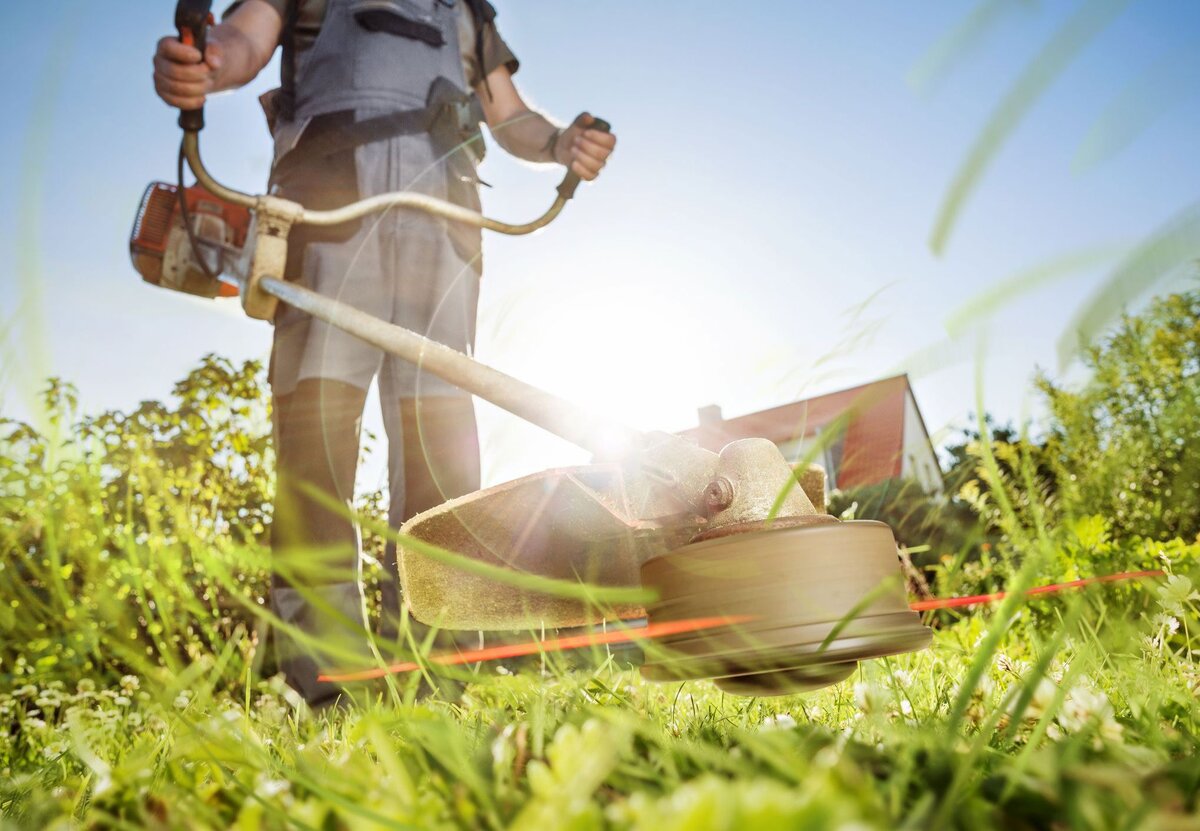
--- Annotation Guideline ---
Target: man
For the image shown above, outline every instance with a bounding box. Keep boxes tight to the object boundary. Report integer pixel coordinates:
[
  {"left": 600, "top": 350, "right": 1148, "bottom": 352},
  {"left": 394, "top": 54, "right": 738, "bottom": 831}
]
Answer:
[{"left": 153, "top": 0, "right": 616, "bottom": 706}]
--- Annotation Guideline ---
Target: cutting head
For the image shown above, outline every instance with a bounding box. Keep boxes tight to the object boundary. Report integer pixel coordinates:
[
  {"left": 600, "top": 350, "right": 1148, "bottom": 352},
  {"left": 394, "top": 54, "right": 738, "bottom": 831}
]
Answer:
[
  {"left": 639, "top": 521, "right": 932, "bottom": 695},
  {"left": 398, "top": 437, "right": 930, "bottom": 697}
]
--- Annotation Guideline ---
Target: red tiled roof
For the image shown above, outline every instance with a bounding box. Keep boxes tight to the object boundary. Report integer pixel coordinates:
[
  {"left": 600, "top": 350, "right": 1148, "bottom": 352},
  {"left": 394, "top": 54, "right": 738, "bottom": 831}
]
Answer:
[{"left": 679, "top": 375, "right": 911, "bottom": 488}]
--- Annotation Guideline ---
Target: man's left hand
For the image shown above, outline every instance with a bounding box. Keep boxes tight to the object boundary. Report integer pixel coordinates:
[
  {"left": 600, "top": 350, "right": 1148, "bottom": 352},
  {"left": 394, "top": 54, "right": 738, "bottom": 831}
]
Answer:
[{"left": 555, "top": 113, "right": 617, "bottom": 181}]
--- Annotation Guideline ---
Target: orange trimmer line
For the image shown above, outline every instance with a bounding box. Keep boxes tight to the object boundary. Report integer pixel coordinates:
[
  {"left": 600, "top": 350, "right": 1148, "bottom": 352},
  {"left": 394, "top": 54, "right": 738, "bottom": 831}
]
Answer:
[
  {"left": 908, "top": 569, "right": 1164, "bottom": 611},
  {"left": 320, "top": 569, "right": 1166, "bottom": 683},
  {"left": 319, "top": 615, "right": 755, "bottom": 683}
]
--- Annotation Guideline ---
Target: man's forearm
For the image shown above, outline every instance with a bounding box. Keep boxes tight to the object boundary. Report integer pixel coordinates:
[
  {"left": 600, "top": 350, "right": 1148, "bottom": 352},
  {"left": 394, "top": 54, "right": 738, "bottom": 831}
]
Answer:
[
  {"left": 488, "top": 108, "right": 561, "bottom": 164},
  {"left": 472, "top": 60, "right": 616, "bottom": 180},
  {"left": 476, "top": 66, "right": 563, "bottom": 164},
  {"left": 209, "top": 22, "right": 273, "bottom": 91},
  {"left": 209, "top": 9, "right": 281, "bottom": 92}
]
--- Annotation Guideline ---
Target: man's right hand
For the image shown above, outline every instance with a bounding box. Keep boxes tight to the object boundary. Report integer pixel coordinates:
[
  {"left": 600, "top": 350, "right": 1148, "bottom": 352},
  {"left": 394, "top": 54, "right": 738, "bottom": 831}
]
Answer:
[
  {"left": 151, "top": 1, "right": 285, "bottom": 112},
  {"left": 154, "top": 35, "right": 224, "bottom": 111}
]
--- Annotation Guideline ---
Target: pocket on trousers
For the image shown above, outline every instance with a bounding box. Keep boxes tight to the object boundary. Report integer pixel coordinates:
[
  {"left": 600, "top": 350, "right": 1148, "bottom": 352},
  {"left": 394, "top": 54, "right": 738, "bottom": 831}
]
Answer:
[{"left": 269, "top": 112, "right": 364, "bottom": 281}]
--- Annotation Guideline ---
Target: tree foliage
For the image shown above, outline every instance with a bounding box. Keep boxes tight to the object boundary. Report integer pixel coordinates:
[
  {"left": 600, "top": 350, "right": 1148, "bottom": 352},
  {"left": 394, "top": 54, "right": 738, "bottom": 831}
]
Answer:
[
  {"left": 1037, "top": 291, "right": 1200, "bottom": 542},
  {"left": 0, "top": 356, "right": 274, "bottom": 683}
]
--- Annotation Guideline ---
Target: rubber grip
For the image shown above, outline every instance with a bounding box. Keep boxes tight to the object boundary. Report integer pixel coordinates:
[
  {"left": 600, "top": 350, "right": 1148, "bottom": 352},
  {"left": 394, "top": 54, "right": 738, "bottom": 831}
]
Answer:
[
  {"left": 175, "top": 0, "right": 213, "bottom": 132},
  {"left": 556, "top": 117, "right": 612, "bottom": 200}
]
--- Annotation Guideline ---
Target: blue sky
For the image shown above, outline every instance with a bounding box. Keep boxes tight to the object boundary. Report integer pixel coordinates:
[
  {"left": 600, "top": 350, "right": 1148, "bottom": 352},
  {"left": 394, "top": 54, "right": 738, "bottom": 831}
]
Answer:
[{"left": 2, "top": 2, "right": 1199, "bottom": 488}]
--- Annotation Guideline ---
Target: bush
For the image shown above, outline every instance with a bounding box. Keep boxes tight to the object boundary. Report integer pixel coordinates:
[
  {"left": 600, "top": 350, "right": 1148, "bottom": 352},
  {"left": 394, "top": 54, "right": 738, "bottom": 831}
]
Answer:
[
  {"left": 0, "top": 358, "right": 275, "bottom": 685},
  {"left": 0, "top": 356, "right": 387, "bottom": 687},
  {"left": 1038, "top": 291, "right": 1200, "bottom": 542}
]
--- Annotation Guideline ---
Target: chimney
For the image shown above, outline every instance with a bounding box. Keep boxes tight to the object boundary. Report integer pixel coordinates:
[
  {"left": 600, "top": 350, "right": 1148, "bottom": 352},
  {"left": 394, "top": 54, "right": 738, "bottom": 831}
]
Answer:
[{"left": 697, "top": 404, "right": 723, "bottom": 428}]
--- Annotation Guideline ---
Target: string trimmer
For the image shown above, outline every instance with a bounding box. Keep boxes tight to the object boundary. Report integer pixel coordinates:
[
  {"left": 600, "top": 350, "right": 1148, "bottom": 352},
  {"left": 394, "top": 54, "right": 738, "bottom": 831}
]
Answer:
[{"left": 129, "top": 0, "right": 931, "bottom": 695}]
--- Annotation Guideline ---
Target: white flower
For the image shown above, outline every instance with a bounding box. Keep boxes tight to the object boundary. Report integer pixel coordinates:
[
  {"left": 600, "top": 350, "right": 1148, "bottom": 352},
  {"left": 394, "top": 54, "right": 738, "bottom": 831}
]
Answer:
[
  {"left": 41, "top": 740, "right": 68, "bottom": 760},
  {"left": 492, "top": 724, "right": 516, "bottom": 765},
  {"left": 760, "top": 713, "right": 796, "bottom": 730},
  {"left": 255, "top": 775, "right": 291, "bottom": 799},
  {"left": 995, "top": 653, "right": 1030, "bottom": 677},
  {"left": 1150, "top": 614, "right": 1182, "bottom": 636},
  {"left": 1019, "top": 678, "right": 1059, "bottom": 722},
  {"left": 119, "top": 675, "right": 140, "bottom": 693},
  {"left": 1054, "top": 683, "right": 1124, "bottom": 748},
  {"left": 853, "top": 682, "right": 877, "bottom": 711}
]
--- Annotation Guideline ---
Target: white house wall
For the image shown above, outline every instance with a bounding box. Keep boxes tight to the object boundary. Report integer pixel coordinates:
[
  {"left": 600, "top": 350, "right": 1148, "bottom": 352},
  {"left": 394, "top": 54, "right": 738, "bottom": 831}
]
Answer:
[{"left": 901, "top": 389, "right": 943, "bottom": 494}]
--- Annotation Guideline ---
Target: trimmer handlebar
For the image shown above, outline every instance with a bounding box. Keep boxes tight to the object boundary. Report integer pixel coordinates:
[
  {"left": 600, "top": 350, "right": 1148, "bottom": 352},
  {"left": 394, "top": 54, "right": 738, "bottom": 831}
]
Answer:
[{"left": 180, "top": 120, "right": 609, "bottom": 235}]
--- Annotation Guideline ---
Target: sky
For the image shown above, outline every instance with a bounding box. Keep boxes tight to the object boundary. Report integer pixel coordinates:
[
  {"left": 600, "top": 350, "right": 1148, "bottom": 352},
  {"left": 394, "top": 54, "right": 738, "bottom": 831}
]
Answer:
[{"left": 2, "top": 1, "right": 1199, "bottom": 490}]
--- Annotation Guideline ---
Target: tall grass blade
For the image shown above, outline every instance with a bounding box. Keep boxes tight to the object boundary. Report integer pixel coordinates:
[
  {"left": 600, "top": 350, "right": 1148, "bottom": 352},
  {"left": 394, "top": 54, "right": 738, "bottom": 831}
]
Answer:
[{"left": 929, "top": 0, "right": 1130, "bottom": 254}]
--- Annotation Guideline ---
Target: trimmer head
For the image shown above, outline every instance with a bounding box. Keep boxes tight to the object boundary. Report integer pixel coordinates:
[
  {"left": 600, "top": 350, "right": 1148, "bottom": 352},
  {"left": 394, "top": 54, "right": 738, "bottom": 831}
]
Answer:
[
  {"left": 639, "top": 521, "right": 932, "bottom": 695},
  {"left": 399, "top": 437, "right": 932, "bottom": 695}
]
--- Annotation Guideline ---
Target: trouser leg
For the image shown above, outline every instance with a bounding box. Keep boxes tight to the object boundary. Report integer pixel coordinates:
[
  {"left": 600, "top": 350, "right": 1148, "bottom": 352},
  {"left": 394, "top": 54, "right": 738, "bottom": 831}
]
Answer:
[
  {"left": 378, "top": 395, "right": 481, "bottom": 631},
  {"left": 271, "top": 377, "right": 370, "bottom": 706}
]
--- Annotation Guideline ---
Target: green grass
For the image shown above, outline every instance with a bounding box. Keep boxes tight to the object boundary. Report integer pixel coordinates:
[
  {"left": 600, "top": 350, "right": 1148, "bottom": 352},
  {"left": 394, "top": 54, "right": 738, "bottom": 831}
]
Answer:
[
  {"left": 2, "top": 348, "right": 1200, "bottom": 829},
  {"left": 2, "top": 584, "right": 1198, "bottom": 830}
]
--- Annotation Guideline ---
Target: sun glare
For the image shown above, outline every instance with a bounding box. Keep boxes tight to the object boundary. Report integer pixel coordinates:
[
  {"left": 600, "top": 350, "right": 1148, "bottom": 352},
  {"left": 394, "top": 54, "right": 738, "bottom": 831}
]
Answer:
[{"left": 473, "top": 276, "right": 788, "bottom": 483}]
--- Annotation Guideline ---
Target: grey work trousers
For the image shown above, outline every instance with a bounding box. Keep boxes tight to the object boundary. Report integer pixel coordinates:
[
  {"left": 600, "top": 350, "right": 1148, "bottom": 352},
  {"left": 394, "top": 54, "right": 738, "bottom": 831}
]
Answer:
[
  {"left": 270, "top": 378, "right": 481, "bottom": 705},
  {"left": 264, "top": 120, "right": 483, "bottom": 705}
]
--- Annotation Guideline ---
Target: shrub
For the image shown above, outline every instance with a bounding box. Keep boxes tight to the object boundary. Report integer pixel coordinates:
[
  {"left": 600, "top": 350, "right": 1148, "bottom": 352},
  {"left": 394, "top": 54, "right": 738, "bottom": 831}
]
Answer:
[{"left": 1038, "top": 291, "right": 1200, "bottom": 542}]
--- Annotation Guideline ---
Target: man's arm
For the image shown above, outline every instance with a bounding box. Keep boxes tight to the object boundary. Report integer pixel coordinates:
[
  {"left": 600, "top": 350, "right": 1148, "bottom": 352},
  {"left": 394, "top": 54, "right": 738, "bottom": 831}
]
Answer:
[
  {"left": 476, "top": 66, "right": 616, "bottom": 182},
  {"left": 153, "top": 0, "right": 284, "bottom": 111}
]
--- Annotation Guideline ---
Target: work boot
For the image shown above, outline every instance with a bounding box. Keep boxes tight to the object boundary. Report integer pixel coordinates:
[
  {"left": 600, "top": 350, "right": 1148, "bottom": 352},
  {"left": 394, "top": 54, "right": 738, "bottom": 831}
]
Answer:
[{"left": 271, "top": 581, "right": 373, "bottom": 709}]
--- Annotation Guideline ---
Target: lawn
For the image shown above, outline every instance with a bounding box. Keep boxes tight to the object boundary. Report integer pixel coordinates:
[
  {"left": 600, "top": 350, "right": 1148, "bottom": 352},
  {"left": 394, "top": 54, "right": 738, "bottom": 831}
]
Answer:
[{"left": 2, "top": 294, "right": 1200, "bottom": 829}]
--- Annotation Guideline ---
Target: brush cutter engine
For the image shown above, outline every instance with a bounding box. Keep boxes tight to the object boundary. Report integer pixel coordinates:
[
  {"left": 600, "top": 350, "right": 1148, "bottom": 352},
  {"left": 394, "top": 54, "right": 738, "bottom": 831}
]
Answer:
[{"left": 129, "top": 182, "right": 250, "bottom": 299}]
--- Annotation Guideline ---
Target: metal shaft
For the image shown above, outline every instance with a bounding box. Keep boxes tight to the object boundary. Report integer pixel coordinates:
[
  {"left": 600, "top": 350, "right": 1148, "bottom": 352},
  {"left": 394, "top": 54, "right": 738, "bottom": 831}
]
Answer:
[{"left": 260, "top": 277, "right": 645, "bottom": 458}]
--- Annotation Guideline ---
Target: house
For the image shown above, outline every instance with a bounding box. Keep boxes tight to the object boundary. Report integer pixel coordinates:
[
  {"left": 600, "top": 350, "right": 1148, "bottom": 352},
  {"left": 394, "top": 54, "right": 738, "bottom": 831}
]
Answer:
[{"left": 679, "top": 374, "right": 943, "bottom": 495}]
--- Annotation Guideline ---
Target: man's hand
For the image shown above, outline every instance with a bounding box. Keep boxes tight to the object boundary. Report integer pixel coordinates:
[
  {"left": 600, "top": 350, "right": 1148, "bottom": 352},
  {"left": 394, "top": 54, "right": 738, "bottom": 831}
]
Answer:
[
  {"left": 554, "top": 113, "right": 617, "bottom": 182},
  {"left": 476, "top": 66, "right": 617, "bottom": 178},
  {"left": 152, "top": 0, "right": 284, "bottom": 111},
  {"left": 154, "top": 36, "right": 224, "bottom": 111}
]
